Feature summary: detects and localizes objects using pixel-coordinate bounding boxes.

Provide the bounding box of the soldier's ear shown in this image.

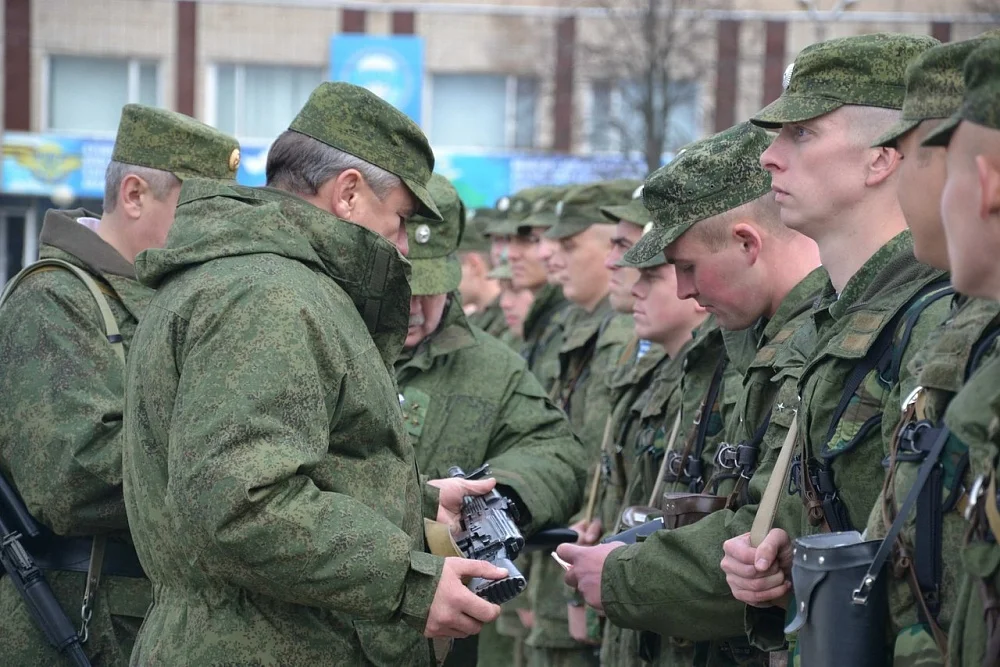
[975,154,1000,222]
[866,145,902,187]
[118,174,149,221]
[329,168,364,221]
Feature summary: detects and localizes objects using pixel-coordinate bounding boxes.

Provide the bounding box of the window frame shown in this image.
[426,72,539,152]
[585,78,700,156]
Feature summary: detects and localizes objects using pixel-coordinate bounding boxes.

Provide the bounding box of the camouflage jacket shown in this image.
[749,231,952,654]
[864,296,1000,666]
[0,208,153,667]
[600,266,828,647]
[467,295,509,340]
[526,300,633,651]
[121,181,442,666]
[522,283,570,391]
[395,296,587,533]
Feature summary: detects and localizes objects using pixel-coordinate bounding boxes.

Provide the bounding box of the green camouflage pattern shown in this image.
[865,297,1000,666]
[460,207,496,253]
[0,208,155,667]
[600,183,650,227]
[525,302,632,660]
[599,267,827,649]
[624,123,773,266]
[408,174,464,295]
[467,296,510,341]
[395,295,587,530]
[111,103,240,180]
[522,284,571,392]
[122,179,443,665]
[546,180,641,240]
[749,232,952,654]
[923,37,1000,146]
[948,341,1000,667]
[751,33,939,128]
[502,186,555,225]
[289,81,442,220]
[874,32,1000,147]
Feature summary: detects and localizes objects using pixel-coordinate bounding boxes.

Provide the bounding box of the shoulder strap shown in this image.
[686,356,729,492]
[966,323,1000,381]
[0,259,125,366]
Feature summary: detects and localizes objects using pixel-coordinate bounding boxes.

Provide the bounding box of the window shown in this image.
[47,56,159,133]
[211,64,324,141]
[588,79,699,155]
[430,74,538,150]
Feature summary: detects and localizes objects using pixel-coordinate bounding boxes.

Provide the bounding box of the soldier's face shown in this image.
[348,180,415,257]
[499,280,535,338]
[941,122,1000,299]
[665,224,763,331]
[760,108,874,239]
[405,292,449,348]
[537,233,566,284]
[132,178,182,256]
[604,221,644,314]
[556,225,614,312]
[631,264,703,345]
[896,120,949,269]
[507,228,549,291]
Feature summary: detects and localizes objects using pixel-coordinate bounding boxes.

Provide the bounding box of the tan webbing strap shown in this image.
[750,414,798,547]
[1,258,125,642]
[648,411,684,507]
[987,472,1000,554]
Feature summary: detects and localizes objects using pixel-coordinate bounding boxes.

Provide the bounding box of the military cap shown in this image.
[545,179,640,240]
[488,261,514,281]
[751,33,939,128]
[623,122,773,266]
[517,186,572,233]
[616,222,666,270]
[874,32,1000,147]
[111,104,240,181]
[289,82,442,221]
[407,174,464,295]
[500,186,552,225]
[923,37,1000,146]
[601,183,652,226]
[459,208,495,253]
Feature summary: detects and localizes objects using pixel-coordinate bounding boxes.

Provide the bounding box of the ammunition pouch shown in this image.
[660,493,726,529]
[786,531,889,667]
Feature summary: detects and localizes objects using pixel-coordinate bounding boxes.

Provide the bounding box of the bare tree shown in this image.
[578,0,726,172]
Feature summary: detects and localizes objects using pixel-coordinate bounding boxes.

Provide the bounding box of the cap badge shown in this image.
[228,148,241,172]
[415,224,432,244]
[555,200,565,217]
[782,63,795,91]
[632,185,644,200]
[496,196,510,212]
[642,222,654,237]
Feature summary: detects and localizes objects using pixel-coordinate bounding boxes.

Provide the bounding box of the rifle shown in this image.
[0,471,91,666]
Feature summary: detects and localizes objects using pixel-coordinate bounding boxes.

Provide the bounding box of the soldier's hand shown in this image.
[424,558,506,638]
[721,530,792,608]
[516,609,535,628]
[556,542,626,612]
[570,518,603,545]
[428,477,497,526]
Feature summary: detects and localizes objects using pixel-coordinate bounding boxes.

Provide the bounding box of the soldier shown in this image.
[0,105,239,666]
[459,206,507,340]
[558,122,825,666]
[717,34,955,663]
[398,175,589,666]
[491,262,537,340]
[524,180,636,667]
[120,83,508,666]
[922,37,1000,667]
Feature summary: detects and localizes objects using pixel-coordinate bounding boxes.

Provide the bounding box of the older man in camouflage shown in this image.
[919,36,1000,667]
[0,104,239,666]
[396,174,589,667]
[120,83,509,666]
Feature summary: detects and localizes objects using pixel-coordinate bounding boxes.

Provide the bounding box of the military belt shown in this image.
[28,534,145,579]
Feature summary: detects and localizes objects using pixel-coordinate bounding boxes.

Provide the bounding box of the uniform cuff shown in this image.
[399,551,445,631]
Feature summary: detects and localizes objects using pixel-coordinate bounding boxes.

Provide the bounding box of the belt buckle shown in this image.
[966,473,987,522]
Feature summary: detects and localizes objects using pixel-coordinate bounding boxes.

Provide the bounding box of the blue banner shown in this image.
[330,35,424,125]
[2,132,113,200]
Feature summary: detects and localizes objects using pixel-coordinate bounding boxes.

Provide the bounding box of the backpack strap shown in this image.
[0,259,125,366]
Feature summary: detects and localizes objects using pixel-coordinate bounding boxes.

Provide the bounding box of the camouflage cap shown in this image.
[459,208,495,253]
[923,37,1000,147]
[874,32,1000,147]
[751,33,939,128]
[111,104,240,181]
[600,183,652,227]
[289,82,441,221]
[516,185,572,233]
[407,174,464,295]
[487,261,514,281]
[623,122,773,266]
[545,179,641,240]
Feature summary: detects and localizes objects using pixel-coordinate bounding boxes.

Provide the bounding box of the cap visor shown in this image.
[518,211,559,232]
[921,115,961,147]
[751,95,843,128]
[600,204,630,223]
[615,252,666,269]
[405,178,443,222]
[621,227,669,267]
[544,221,590,240]
[409,256,462,296]
[871,118,920,148]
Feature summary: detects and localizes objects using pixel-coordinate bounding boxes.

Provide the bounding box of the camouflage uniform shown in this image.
[524,181,636,667]
[598,124,825,665]
[121,84,446,666]
[462,206,510,342]
[742,34,954,659]
[920,37,1000,667]
[399,175,589,667]
[0,105,238,667]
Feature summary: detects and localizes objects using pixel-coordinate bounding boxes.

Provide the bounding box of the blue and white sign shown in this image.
[330,35,424,124]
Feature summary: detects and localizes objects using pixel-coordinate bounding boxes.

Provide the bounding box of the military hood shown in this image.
[136,179,412,352]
